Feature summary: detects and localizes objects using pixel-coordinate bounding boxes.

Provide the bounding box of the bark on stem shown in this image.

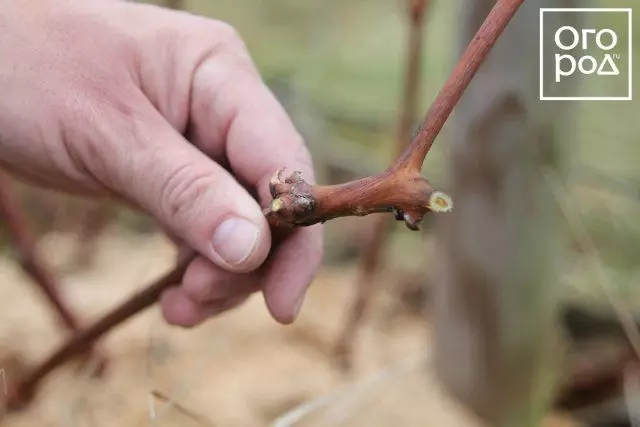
[334,0,430,370]
[6,0,526,409]
[6,251,196,409]
[395,0,524,173]
[266,0,525,230]
[266,169,448,230]
[0,173,81,331]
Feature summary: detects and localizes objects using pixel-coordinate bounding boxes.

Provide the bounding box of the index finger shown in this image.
[186,31,323,323]
[188,35,315,203]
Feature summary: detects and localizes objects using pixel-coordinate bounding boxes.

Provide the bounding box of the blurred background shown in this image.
[0,0,638,426]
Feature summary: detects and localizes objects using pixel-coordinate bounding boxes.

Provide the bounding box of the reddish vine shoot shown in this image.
[4,0,525,410]
[265,0,525,231]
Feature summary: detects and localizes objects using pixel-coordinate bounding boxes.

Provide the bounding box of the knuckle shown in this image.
[209,21,245,50]
[158,162,215,227]
[60,89,151,189]
[185,280,213,304]
[183,262,221,304]
[179,16,247,55]
[205,21,258,77]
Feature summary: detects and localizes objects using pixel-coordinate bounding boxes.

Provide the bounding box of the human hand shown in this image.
[0,0,322,326]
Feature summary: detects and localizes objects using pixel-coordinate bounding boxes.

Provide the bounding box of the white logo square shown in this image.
[539,8,632,101]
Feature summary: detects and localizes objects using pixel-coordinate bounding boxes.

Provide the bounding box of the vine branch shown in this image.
[5,250,195,409]
[5,0,525,409]
[0,173,81,332]
[0,173,107,377]
[334,0,430,371]
[265,0,524,230]
[394,0,523,173]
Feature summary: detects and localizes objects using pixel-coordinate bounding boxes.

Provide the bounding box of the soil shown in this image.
[0,229,580,427]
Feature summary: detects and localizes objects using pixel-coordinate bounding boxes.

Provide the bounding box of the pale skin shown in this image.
[0,0,323,326]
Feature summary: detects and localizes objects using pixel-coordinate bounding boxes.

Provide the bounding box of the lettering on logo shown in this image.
[554,25,620,82]
[539,8,631,101]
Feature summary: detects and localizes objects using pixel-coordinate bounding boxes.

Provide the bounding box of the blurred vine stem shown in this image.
[5,0,525,409]
[545,168,640,411]
[333,0,431,371]
[545,169,640,357]
[0,173,81,332]
[0,172,106,373]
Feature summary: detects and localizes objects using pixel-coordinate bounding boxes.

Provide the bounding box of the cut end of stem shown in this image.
[263,168,452,230]
[428,191,453,213]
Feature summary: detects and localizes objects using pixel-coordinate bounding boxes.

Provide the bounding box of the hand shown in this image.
[0,0,323,326]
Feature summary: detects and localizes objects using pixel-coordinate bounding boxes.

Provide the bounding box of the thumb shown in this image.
[110,109,271,273]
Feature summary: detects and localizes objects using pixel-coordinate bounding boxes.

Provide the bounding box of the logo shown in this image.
[539,8,632,101]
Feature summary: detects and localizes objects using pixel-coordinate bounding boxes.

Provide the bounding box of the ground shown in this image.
[0,2,636,425]
[0,227,580,426]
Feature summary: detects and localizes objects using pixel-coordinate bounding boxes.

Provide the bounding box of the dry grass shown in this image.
[0,227,581,426]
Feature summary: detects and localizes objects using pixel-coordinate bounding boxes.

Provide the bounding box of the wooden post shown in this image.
[431,0,577,425]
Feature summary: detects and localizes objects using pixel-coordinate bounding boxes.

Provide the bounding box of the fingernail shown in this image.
[212,217,260,265]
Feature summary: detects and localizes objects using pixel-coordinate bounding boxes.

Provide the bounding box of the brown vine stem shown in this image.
[6,0,524,409]
[554,344,637,411]
[333,0,430,371]
[0,173,108,382]
[0,173,81,332]
[5,250,196,409]
[393,0,523,173]
[265,0,524,229]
